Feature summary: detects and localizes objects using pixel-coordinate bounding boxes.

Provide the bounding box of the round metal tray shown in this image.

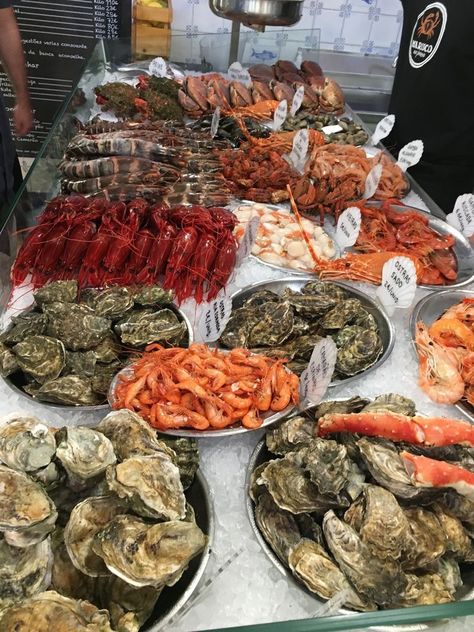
[1,303,193,413]
[246,436,474,631]
[410,289,474,424]
[222,277,395,388]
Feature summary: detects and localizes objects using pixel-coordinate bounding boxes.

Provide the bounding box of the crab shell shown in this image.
[229,81,253,108]
[184,76,209,112]
[300,60,324,79]
[271,81,295,102]
[251,81,275,103]
[274,60,299,80]
[313,78,345,115]
[248,63,275,82]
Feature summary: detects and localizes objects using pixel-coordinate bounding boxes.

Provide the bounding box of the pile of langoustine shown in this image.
[415,298,474,406]
[178,59,345,118]
[11,197,238,303]
[60,119,230,204]
[112,343,300,431]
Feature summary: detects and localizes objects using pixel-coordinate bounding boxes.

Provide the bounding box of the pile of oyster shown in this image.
[0,281,188,405]
[0,410,206,631]
[250,394,474,611]
[219,281,383,378]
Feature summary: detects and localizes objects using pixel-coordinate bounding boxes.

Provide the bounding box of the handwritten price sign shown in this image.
[396,140,424,172]
[335,207,361,251]
[376,256,417,316]
[371,114,395,145]
[299,338,337,407]
[446,193,474,238]
[196,297,233,343]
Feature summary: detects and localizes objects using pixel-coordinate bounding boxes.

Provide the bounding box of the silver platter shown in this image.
[410,289,474,424]
[224,277,395,388]
[1,303,193,413]
[246,435,474,631]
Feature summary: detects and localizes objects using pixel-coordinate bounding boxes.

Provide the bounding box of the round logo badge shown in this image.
[409,2,447,69]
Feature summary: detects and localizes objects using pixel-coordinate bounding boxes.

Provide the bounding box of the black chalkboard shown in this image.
[0,0,132,157]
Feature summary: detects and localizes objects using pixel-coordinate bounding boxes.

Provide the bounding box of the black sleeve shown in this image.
[0,1,13,7]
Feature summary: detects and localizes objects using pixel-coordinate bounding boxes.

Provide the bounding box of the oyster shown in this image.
[0,312,47,345]
[335,326,382,377]
[50,528,96,601]
[242,289,280,309]
[247,301,294,347]
[34,280,78,306]
[286,333,323,361]
[0,537,53,610]
[115,308,187,347]
[92,514,207,587]
[402,507,446,570]
[0,414,56,473]
[0,464,57,547]
[160,436,199,489]
[288,539,375,611]
[314,396,369,419]
[56,427,116,489]
[132,285,173,306]
[64,350,96,378]
[44,302,111,351]
[362,393,416,416]
[91,364,122,396]
[106,454,186,520]
[219,307,261,348]
[430,503,472,560]
[64,495,126,577]
[394,571,454,607]
[321,298,362,329]
[92,337,120,364]
[0,342,17,377]
[96,575,161,632]
[82,287,134,318]
[266,415,315,455]
[35,375,103,406]
[294,513,324,545]
[440,491,474,528]
[323,510,406,605]
[281,288,337,318]
[436,557,463,593]
[12,335,65,383]
[255,492,301,564]
[249,461,271,502]
[0,590,114,631]
[302,280,347,300]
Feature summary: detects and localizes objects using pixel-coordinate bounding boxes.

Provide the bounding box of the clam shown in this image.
[254,492,301,564]
[33,280,78,306]
[106,454,186,521]
[56,427,116,489]
[92,514,207,588]
[12,335,65,384]
[0,413,56,473]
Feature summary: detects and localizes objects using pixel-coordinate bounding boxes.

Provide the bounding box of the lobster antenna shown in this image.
[287,184,323,271]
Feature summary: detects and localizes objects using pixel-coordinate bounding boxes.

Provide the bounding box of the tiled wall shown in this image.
[170,0,403,61]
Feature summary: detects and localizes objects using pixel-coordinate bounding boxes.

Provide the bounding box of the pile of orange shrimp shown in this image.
[371,152,409,200]
[415,298,474,405]
[112,343,300,431]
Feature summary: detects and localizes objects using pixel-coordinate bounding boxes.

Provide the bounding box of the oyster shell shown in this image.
[64,350,97,378]
[362,393,416,416]
[430,503,472,561]
[323,510,406,605]
[0,464,57,547]
[0,342,18,377]
[219,307,261,348]
[394,571,454,607]
[247,301,294,347]
[64,495,127,577]
[92,514,207,588]
[440,491,474,528]
[302,281,347,300]
[92,337,120,364]
[255,492,301,564]
[294,513,324,545]
[115,308,187,347]
[34,281,78,306]
[50,528,96,601]
[249,461,271,502]
[0,590,114,631]
[44,302,111,351]
[266,415,315,455]
[436,557,463,593]
[82,287,134,319]
[12,335,65,384]
[106,454,186,521]
[132,285,173,306]
[242,289,280,309]
[91,363,122,396]
[0,312,47,345]
[56,427,116,489]
[34,375,103,406]
[0,536,53,611]
[288,539,375,611]
[321,298,362,329]
[281,288,337,318]
[159,436,200,490]
[335,326,382,377]
[96,575,161,632]
[401,507,446,570]
[314,396,369,419]
[0,414,56,473]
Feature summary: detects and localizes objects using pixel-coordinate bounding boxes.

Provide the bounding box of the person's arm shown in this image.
[0,6,33,135]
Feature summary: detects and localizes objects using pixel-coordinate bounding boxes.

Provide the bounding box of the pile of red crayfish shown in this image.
[11,196,238,303]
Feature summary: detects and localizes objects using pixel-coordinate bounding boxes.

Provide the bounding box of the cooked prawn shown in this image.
[428,318,474,350]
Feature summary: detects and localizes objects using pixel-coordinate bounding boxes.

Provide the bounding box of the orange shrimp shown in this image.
[428,318,474,350]
[442,298,474,326]
[242,407,262,429]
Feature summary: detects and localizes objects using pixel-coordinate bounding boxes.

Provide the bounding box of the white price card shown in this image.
[396,140,424,172]
[149,57,168,78]
[196,296,233,343]
[288,128,309,173]
[299,338,337,407]
[446,193,474,238]
[290,85,305,116]
[211,106,221,139]
[371,114,395,145]
[228,62,252,87]
[376,256,417,317]
[236,216,260,264]
[335,206,361,251]
[321,124,343,135]
[273,99,288,132]
[363,164,383,199]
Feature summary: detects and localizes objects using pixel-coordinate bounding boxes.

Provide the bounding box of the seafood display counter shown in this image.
[0,37,474,632]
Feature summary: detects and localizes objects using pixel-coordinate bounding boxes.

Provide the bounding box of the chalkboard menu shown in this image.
[0,0,132,157]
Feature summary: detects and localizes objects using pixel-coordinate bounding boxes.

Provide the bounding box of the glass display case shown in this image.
[0,36,473,632]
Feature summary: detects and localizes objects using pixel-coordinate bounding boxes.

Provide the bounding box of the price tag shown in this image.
[376,256,417,317]
[228,62,252,87]
[396,140,424,172]
[211,106,221,139]
[236,216,260,264]
[371,114,395,145]
[149,57,168,78]
[288,128,309,173]
[273,100,288,132]
[290,85,304,116]
[321,124,343,135]
[335,206,361,251]
[299,338,337,407]
[363,164,383,199]
[446,194,474,238]
[196,296,233,343]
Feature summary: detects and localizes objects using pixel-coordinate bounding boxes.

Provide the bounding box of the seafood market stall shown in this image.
[0,37,474,632]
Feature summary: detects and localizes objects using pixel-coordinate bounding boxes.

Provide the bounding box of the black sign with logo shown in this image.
[0,1,132,157]
[409,2,447,68]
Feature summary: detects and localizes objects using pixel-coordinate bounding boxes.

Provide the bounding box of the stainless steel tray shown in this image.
[410,289,474,424]
[222,277,394,388]
[1,303,193,413]
[246,436,474,631]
